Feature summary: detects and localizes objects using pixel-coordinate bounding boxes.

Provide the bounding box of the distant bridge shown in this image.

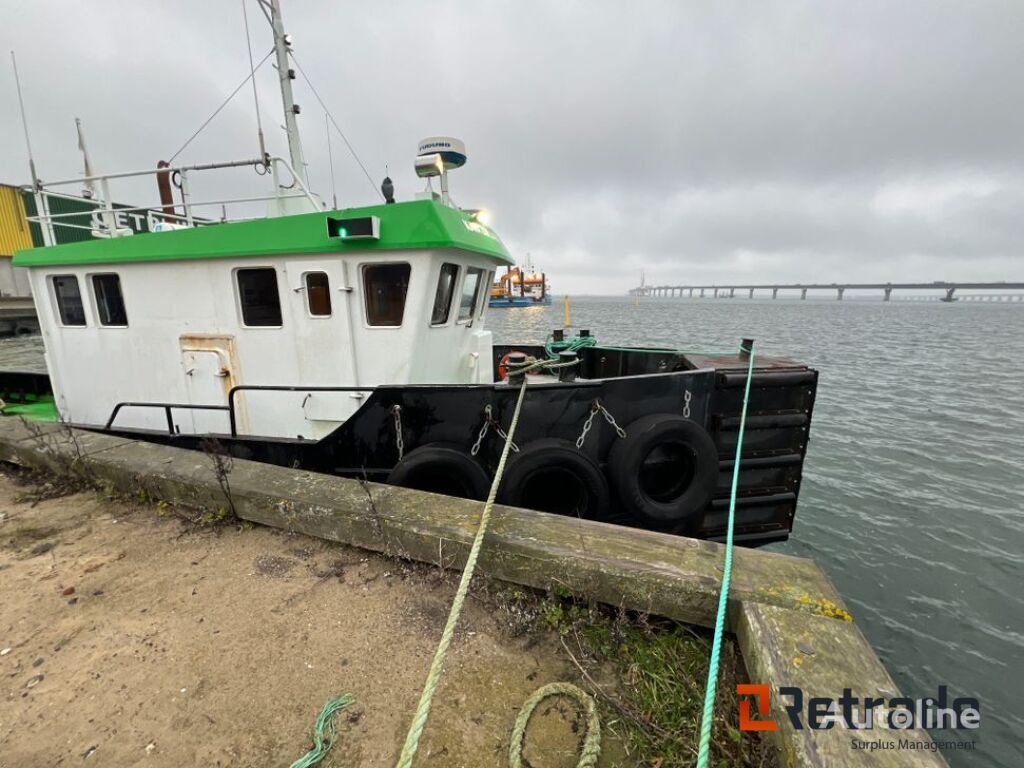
[629,282,1024,302]
[897,293,1024,303]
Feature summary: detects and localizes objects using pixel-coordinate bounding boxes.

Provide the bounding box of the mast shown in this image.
[264,0,307,183]
[75,118,97,200]
[76,118,117,237]
[10,51,39,189]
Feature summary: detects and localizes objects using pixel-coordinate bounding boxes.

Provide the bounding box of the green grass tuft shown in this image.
[494,588,774,767]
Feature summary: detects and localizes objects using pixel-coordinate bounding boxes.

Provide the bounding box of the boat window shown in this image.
[51,275,86,327]
[237,267,283,326]
[92,274,128,326]
[305,272,332,316]
[478,270,494,317]
[431,263,459,325]
[363,263,411,326]
[458,268,484,322]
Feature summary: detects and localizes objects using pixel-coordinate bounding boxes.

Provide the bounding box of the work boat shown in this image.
[489,262,552,307]
[3,1,818,546]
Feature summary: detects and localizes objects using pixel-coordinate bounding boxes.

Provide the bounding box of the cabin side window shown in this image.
[304,272,332,316]
[458,267,484,322]
[363,263,411,327]
[431,263,459,325]
[51,275,86,327]
[478,270,494,317]
[92,274,128,326]
[236,268,283,327]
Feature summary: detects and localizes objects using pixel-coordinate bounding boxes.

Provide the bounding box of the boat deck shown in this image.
[684,351,806,372]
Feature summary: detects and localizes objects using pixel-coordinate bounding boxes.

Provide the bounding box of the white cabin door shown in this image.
[179,335,238,435]
[281,261,360,437]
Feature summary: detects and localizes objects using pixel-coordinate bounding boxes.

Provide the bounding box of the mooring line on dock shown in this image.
[292,343,759,767]
[695,339,756,768]
[394,374,532,768]
[291,356,603,768]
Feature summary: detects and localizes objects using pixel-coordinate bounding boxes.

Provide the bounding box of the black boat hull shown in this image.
[0,345,817,546]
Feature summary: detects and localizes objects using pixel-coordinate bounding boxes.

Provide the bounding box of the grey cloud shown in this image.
[1,0,1021,294]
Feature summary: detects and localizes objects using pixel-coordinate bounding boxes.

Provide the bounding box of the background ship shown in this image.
[489,260,551,307]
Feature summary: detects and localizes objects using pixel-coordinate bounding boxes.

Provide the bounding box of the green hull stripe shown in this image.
[13,199,513,267]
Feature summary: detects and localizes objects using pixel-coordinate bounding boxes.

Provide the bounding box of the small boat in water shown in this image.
[489,262,551,307]
[0,0,819,546]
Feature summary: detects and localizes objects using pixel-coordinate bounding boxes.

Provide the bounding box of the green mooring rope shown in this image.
[695,340,756,767]
[509,683,601,768]
[289,693,356,768]
[394,375,531,768]
[545,333,598,359]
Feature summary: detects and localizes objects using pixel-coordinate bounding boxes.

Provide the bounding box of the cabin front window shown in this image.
[237,268,283,327]
[458,268,484,322]
[51,275,86,327]
[92,274,127,326]
[363,263,410,327]
[431,263,459,325]
[305,272,332,316]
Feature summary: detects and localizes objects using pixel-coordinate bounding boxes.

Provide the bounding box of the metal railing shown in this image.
[227,385,375,437]
[104,401,230,434]
[104,384,376,438]
[25,156,320,246]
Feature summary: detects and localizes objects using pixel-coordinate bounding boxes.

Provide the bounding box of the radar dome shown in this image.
[416,137,466,170]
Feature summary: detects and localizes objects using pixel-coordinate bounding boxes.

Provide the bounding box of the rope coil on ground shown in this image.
[508,682,601,768]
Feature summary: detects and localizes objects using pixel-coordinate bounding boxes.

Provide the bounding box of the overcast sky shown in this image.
[2,1,1022,293]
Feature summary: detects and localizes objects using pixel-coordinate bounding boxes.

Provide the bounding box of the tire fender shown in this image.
[386,442,491,501]
[608,413,719,528]
[498,438,611,519]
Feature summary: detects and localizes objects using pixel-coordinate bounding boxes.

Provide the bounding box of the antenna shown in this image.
[10,51,40,188]
[241,0,267,162]
[325,111,337,209]
[75,117,96,200]
[74,117,118,237]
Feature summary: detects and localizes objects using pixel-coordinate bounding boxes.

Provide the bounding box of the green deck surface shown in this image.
[1,394,59,422]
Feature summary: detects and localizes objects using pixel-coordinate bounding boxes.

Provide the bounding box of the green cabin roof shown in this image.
[13,199,513,268]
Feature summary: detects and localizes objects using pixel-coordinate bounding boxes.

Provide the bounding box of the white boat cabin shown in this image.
[14,199,514,439]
